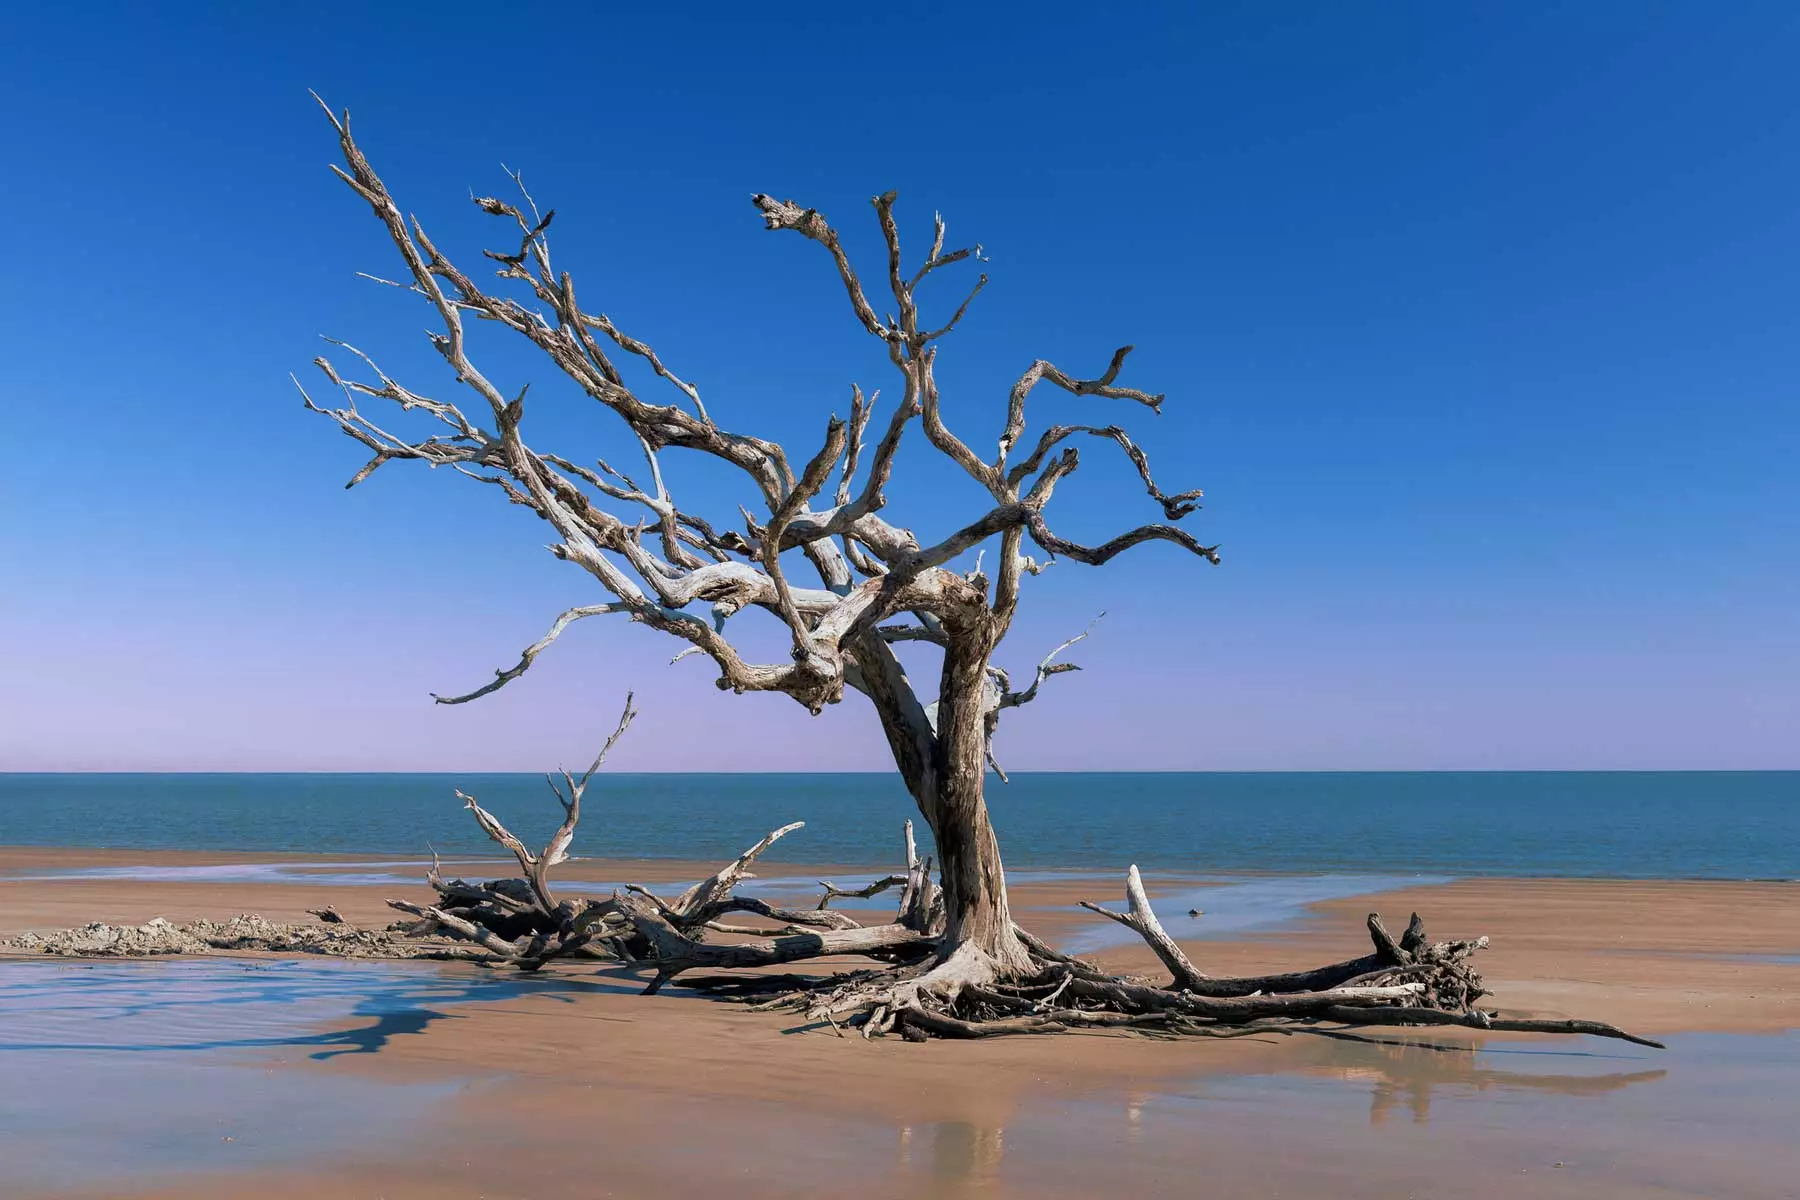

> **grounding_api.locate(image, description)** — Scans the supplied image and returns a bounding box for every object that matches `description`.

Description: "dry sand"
[4,848,1799,1199]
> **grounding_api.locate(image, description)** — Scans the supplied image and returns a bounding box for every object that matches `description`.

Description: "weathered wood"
[1079,864,1207,987]
[694,896,863,932]
[1074,868,1448,999]
[381,699,648,968]
[1176,954,1394,998]
[817,875,908,910]
[301,98,1216,968]
[665,822,804,922]
[385,898,526,962]
[1011,924,1105,973]
[900,1005,1175,1039]
[1400,911,1429,956]
[930,623,1035,974]
[1064,976,1428,1020]
[293,105,1658,1049]
[616,891,931,993]
[893,821,942,934]
[1315,1006,1666,1050]
[1366,913,1411,965]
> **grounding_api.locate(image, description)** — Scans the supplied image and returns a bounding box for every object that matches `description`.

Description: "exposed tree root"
[359,765,1670,1051]
[642,858,1663,1050]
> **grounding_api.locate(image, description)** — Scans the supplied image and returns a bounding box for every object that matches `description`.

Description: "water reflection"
[1300,1031,1669,1126]
[0,958,577,1189]
[1124,1088,1150,1144]
[889,1030,1677,1193]
[896,1121,1007,1196]
[0,957,615,1059]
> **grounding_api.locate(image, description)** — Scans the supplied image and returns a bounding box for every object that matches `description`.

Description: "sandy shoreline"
[5,848,1798,1036]
[5,848,1799,1198]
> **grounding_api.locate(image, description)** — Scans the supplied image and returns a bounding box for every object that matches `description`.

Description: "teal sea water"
[2,772,1795,879]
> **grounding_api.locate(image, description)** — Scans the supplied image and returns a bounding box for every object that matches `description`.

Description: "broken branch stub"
[1078,864,1207,988]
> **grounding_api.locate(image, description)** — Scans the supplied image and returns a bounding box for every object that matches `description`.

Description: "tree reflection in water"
[1302,1030,1669,1126]
[896,1120,1006,1196]
[892,1030,1669,1192]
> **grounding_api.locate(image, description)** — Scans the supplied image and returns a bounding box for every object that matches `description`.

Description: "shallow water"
[1060,872,1452,952]
[0,958,596,1189]
[0,857,1450,950]
[880,1031,1800,1198]
[0,859,454,888]
[4,955,1796,1198]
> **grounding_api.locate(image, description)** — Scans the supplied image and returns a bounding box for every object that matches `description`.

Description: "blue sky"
[1,2,1794,771]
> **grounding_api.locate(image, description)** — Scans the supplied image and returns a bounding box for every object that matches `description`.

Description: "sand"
[5,848,1799,1199]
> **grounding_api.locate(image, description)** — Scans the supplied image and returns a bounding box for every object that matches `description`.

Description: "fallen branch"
[1079,863,1206,987]
[616,890,933,994]
[1314,1006,1666,1049]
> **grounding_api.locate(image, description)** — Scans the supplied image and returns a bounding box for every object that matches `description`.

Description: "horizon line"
[3,767,1796,777]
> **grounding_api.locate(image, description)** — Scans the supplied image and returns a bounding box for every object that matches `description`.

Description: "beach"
[11,0,1798,1193]
[4,848,1797,1198]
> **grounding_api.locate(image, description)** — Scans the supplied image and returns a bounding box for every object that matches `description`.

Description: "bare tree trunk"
[852,623,1035,976]
[931,764,1032,975]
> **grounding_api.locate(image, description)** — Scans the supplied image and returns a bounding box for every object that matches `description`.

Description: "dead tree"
[297,97,1658,1047]
[297,96,1214,989]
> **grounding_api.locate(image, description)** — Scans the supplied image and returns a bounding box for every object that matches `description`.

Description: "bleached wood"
[302,97,1216,970]
[291,101,1657,1054]
[1078,864,1207,988]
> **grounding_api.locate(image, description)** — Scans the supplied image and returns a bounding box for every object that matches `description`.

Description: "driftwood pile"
[354,702,1662,1047]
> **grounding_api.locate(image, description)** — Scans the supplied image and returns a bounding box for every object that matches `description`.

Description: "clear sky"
[1,2,1795,772]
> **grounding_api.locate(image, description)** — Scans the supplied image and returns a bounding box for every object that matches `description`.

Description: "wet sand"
[4,848,1799,1198]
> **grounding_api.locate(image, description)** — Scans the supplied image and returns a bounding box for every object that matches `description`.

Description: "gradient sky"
[2,2,1795,772]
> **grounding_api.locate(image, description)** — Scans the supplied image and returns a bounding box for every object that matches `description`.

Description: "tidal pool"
[0,957,580,1190]
[4,956,1794,1198]
[878,1030,1800,1198]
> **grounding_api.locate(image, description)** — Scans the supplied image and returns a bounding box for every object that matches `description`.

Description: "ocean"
[2,772,1794,879]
